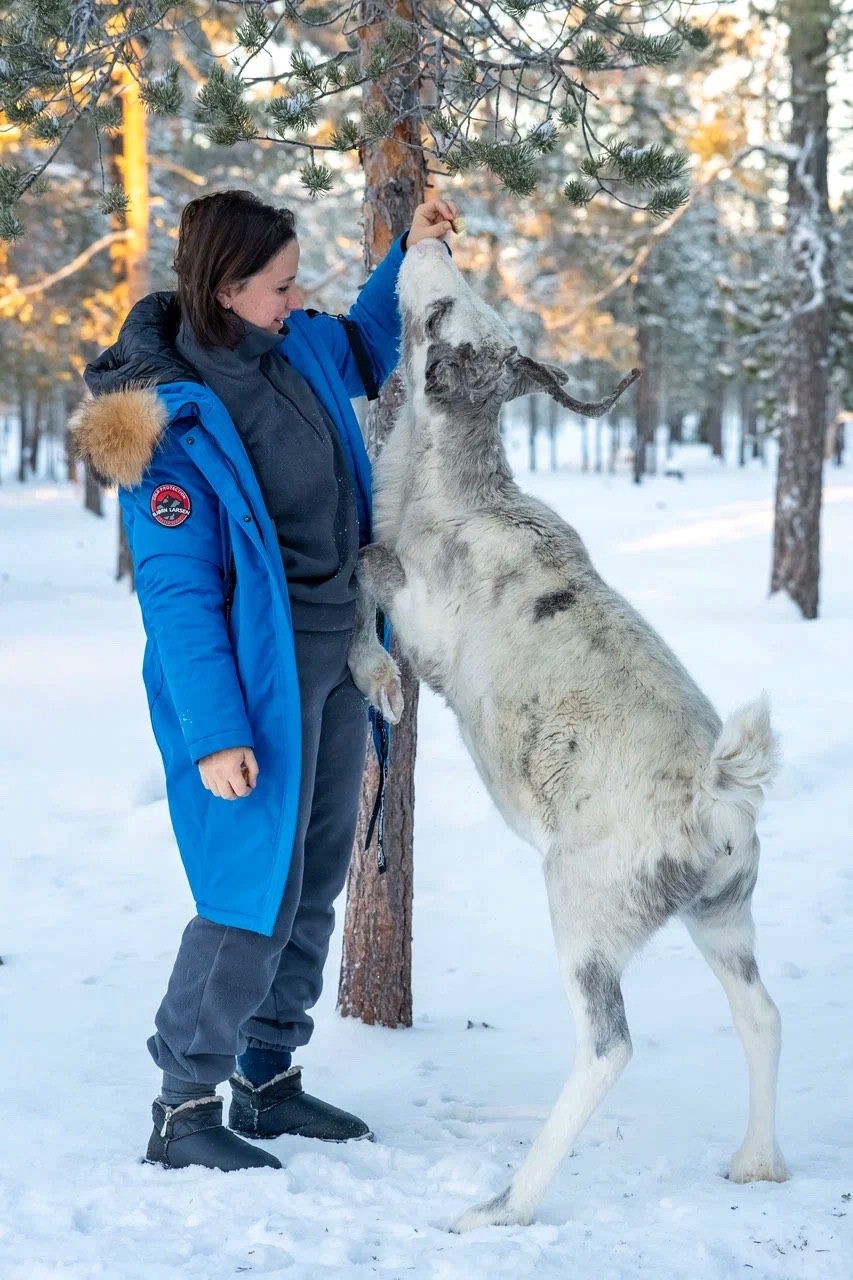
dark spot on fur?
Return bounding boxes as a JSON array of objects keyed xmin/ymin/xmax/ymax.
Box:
[
  {"xmin": 588, "ymin": 629, "xmax": 608, "ymax": 652},
  {"xmin": 533, "ymin": 588, "xmax": 576, "ymax": 622},
  {"xmin": 436, "ymin": 530, "xmax": 470, "ymax": 580},
  {"xmin": 689, "ymin": 864, "xmax": 758, "ymax": 920},
  {"xmin": 629, "ymin": 854, "xmax": 706, "ymax": 931},
  {"xmin": 568, "ymin": 739, "xmax": 578, "ymax": 751},
  {"xmin": 484, "ymin": 1186, "xmax": 511, "ymax": 1212},
  {"xmin": 575, "ymin": 794, "xmax": 590, "ymax": 811},
  {"xmin": 576, "ymin": 955, "xmax": 631, "ymax": 1058},
  {"xmin": 492, "ymin": 567, "xmax": 523, "ymax": 605},
  {"xmin": 359, "ymin": 544, "xmax": 406, "ymax": 596},
  {"xmin": 725, "ymin": 952, "xmax": 760, "ymax": 984}
]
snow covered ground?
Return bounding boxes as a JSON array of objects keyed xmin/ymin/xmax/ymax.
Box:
[{"xmin": 1, "ymin": 439, "xmax": 851, "ymax": 1279}]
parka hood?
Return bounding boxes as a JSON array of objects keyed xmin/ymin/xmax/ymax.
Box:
[{"xmin": 72, "ymin": 291, "xmax": 201, "ymax": 488}]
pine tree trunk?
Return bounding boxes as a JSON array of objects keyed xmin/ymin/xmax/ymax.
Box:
[
  {"xmin": 84, "ymin": 468, "xmax": 104, "ymax": 517},
  {"xmin": 771, "ymin": 0, "xmax": 832, "ymax": 619},
  {"xmin": 337, "ymin": 3, "xmax": 427, "ymax": 1028},
  {"xmin": 634, "ymin": 276, "xmax": 661, "ymax": 483},
  {"xmin": 739, "ymin": 383, "xmax": 757, "ymax": 466},
  {"xmin": 608, "ymin": 421, "xmax": 619, "ymax": 474},
  {"xmin": 17, "ymin": 391, "xmax": 28, "ymax": 482},
  {"xmin": 114, "ymin": 67, "xmax": 150, "ymax": 587},
  {"xmin": 29, "ymin": 390, "xmax": 43, "ymax": 475},
  {"xmin": 706, "ymin": 390, "xmax": 724, "ymax": 460},
  {"xmin": 528, "ymin": 395, "xmax": 539, "ymax": 471},
  {"xmin": 64, "ymin": 388, "xmax": 79, "ymax": 482},
  {"xmin": 832, "ymin": 418, "xmax": 845, "ymax": 466}
]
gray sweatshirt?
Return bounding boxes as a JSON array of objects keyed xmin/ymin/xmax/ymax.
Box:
[{"xmin": 177, "ymin": 318, "xmax": 359, "ymax": 632}]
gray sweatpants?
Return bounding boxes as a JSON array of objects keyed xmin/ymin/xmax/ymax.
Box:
[{"xmin": 148, "ymin": 628, "xmax": 368, "ymax": 1086}]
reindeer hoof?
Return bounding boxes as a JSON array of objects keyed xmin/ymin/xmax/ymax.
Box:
[
  {"xmin": 350, "ymin": 649, "xmax": 404, "ymax": 724},
  {"xmin": 728, "ymin": 1144, "xmax": 790, "ymax": 1184},
  {"xmin": 449, "ymin": 1189, "xmax": 532, "ymax": 1233},
  {"xmin": 378, "ymin": 679, "xmax": 404, "ymax": 724}
]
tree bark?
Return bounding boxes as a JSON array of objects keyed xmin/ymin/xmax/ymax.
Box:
[
  {"xmin": 17, "ymin": 391, "xmax": 28, "ymax": 483},
  {"xmin": 706, "ymin": 388, "xmax": 724, "ymax": 460},
  {"xmin": 84, "ymin": 467, "xmax": 104, "ymax": 517},
  {"xmin": 548, "ymin": 398, "xmax": 559, "ymax": 472},
  {"xmin": 114, "ymin": 67, "xmax": 150, "ymax": 586},
  {"xmin": 528, "ymin": 394, "xmax": 539, "ymax": 471},
  {"xmin": 771, "ymin": 0, "xmax": 833, "ymax": 619},
  {"xmin": 29, "ymin": 390, "xmax": 43, "ymax": 475},
  {"xmin": 739, "ymin": 382, "xmax": 757, "ymax": 467},
  {"xmin": 608, "ymin": 420, "xmax": 619, "ymax": 474},
  {"xmin": 338, "ymin": 2, "xmax": 426, "ymax": 1028},
  {"xmin": 633, "ymin": 274, "xmax": 662, "ymax": 483}
]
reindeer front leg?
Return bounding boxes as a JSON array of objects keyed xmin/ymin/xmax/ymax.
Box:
[{"xmin": 347, "ymin": 544, "xmax": 407, "ymax": 725}]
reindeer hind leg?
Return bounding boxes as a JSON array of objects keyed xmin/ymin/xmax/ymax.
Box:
[
  {"xmin": 452, "ymin": 860, "xmax": 636, "ymax": 1231},
  {"xmin": 683, "ymin": 871, "xmax": 789, "ymax": 1184}
]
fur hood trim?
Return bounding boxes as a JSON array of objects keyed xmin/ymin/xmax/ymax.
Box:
[{"xmin": 71, "ymin": 386, "xmax": 169, "ymax": 488}]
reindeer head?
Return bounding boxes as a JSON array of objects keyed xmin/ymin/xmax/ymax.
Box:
[{"xmin": 397, "ymin": 239, "xmax": 640, "ymax": 420}]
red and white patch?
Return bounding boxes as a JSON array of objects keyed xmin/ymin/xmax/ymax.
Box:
[{"xmin": 151, "ymin": 483, "xmax": 191, "ymax": 527}]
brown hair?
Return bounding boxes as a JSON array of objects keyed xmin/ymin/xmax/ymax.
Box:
[{"xmin": 173, "ymin": 189, "xmax": 297, "ymax": 348}]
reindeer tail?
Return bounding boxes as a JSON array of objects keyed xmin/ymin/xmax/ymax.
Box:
[{"xmin": 692, "ymin": 693, "xmax": 781, "ymax": 855}]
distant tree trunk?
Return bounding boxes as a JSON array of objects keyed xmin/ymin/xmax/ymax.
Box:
[
  {"xmin": 771, "ymin": 0, "xmax": 833, "ymax": 619},
  {"xmin": 608, "ymin": 420, "xmax": 619, "ymax": 474},
  {"xmin": 17, "ymin": 392, "xmax": 28, "ymax": 482},
  {"xmin": 580, "ymin": 419, "xmax": 589, "ymax": 473},
  {"xmin": 594, "ymin": 418, "xmax": 603, "ymax": 472},
  {"xmin": 669, "ymin": 413, "xmax": 684, "ymax": 445},
  {"xmin": 548, "ymin": 398, "xmax": 559, "ymax": 471},
  {"xmin": 831, "ymin": 417, "xmax": 846, "ymax": 466},
  {"xmin": 706, "ymin": 389, "xmax": 724, "ymax": 459},
  {"xmin": 338, "ymin": 2, "xmax": 426, "ymax": 1028},
  {"xmin": 528, "ymin": 394, "xmax": 539, "ymax": 471},
  {"xmin": 29, "ymin": 390, "xmax": 43, "ymax": 475},
  {"xmin": 114, "ymin": 66, "xmax": 150, "ymax": 587},
  {"xmin": 634, "ymin": 275, "xmax": 662, "ymax": 483},
  {"xmin": 739, "ymin": 382, "xmax": 757, "ymax": 466},
  {"xmin": 85, "ymin": 468, "xmax": 104, "ymax": 517},
  {"xmin": 63, "ymin": 388, "xmax": 79, "ymax": 482}
]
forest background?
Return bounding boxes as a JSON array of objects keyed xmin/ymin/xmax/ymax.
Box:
[{"xmin": 1, "ymin": 0, "xmax": 852, "ymax": 1026}]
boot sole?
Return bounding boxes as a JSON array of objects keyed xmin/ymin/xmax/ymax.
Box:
[{"xmin": 230, "ymin": 1126, "xmax": 375, "ymax": 1143}]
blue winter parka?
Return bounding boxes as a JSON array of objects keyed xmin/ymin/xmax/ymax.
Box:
[{"xmin": 82, "ymin": 236, "xmax": 406, "ymax": 936}]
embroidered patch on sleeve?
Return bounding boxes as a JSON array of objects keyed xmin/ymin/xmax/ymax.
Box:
[{"xmin": 151, "ymin": 483, "xmax": 192, "ymax": 527}]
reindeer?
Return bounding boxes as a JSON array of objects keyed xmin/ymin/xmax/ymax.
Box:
[{"xmin": 347, "ymin": 239, "xmax": 789, "ymax": 1233}]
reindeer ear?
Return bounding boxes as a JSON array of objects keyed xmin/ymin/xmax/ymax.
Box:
[{"xmin": 505, "ymin": 354, "xmax": 570, "ymax": 402}]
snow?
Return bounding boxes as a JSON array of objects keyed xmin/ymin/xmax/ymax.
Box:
[{"xmin": 1, "ymin": 439, "xmax": 852, "ymax": 1279}]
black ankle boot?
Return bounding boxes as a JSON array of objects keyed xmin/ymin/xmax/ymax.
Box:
[
  {"xmin": 146, "ymin": 1096, "xmax": 282, "ymax": 1170},
  {"xmin": 228, "ymin": 1068, "xmax": 373, "ymax": 1142}
]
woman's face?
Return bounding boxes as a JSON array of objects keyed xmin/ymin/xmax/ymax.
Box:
[{"xmin": 217, "ymin": 239, "xmax": 303, "ymax": 335}]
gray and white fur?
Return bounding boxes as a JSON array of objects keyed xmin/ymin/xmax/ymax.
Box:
[{"xmin": 347, "ymin": 239, "xmax": 789, "ymax": 1232}]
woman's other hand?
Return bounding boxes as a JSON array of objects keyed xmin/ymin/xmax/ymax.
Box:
[
  {"xmin": 406, "ymin": 197, "xmax": 460, "ymax": 249},
  {"xmin": 198, "ymin": 746, "xmax": 259, "ymax": 800}
]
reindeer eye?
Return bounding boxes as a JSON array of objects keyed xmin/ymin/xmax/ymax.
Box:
[{"xmin": 425, "ymin": 296, "xmax": 454, "ymax": 337}]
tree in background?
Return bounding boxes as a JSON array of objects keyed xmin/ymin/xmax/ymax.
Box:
[
  {"xmin": 19, "ymin": 1, "xmax": 843, "ymax": 1021},
  {"xmin": 770, "ymin": 0, "xmax": 834, "ymax": 619}
]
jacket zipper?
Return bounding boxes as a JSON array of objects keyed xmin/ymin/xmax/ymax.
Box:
[{"xmin": 181, "ymin": 411, "xmax": 254, "ymax": 626}]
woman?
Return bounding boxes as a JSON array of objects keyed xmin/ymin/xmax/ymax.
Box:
[{"xmin": 75, "ymin": 188, "xmax": 458, "ymax": 1171}]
